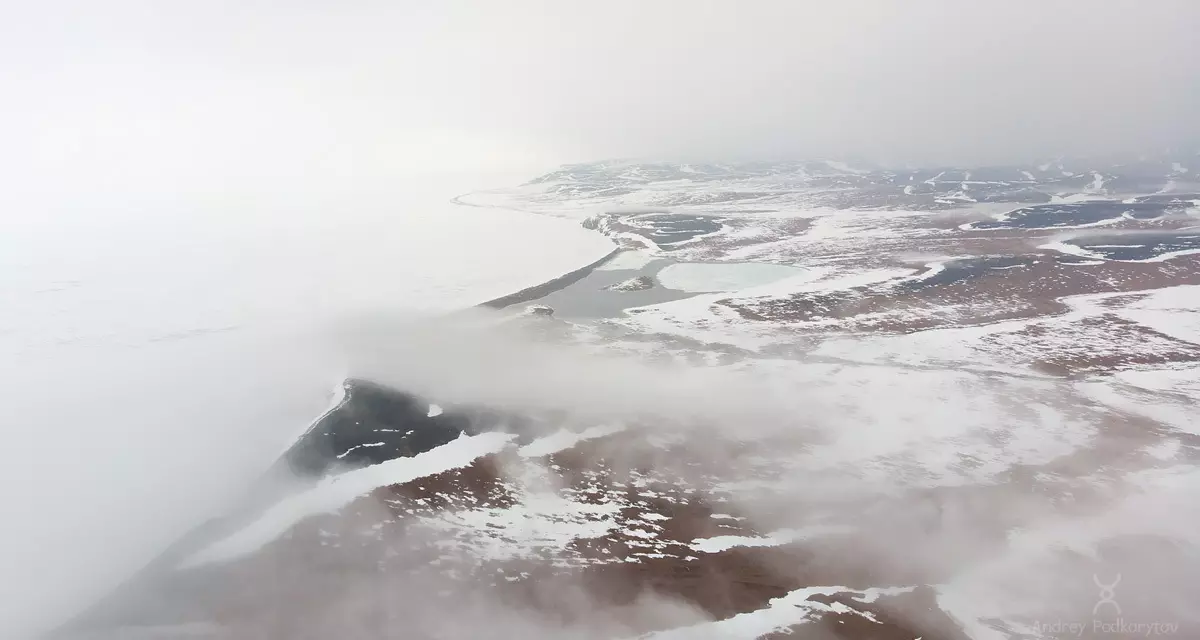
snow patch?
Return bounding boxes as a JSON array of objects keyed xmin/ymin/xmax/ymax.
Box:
[
  {"xmin": 1077, "ymin": 380, "xmax": 1197, "ymax": 436},
  {"xmin": 657, "ymin": 262, "xmax": 806, "ymax": 293},
  {"xmin": 639, "ymin": 585, "xmax": 915, "ymax": 639},
  {"xmin": 415, "ymin": 485, "xmax": 621, "ymax": 563},
  {"xmin": 1038, "ymin": 240, "xmax": 1105, "ymax": 261},
  {"xmin": 903, "ymin": 262, "xmax": 946, "ymax": 283},
  {"xmin": 690, "ymin": 525, "xmax": 854, "ymax": 553},
  {"xmin": 518, "ymin": 424, "xmax": 626, "ymax": 458},
  {"xmin": 1115, "ymin": 365, "xmax": 1200, "ymax": 396},
  {"xmin": 785, "ymin": 268, "xmax": 914, "ymax": 294},
  {"xmin": 335, "ymin": 442, "xmax": 387, "ymax": 459},
  {"xmin": 1109, "ymin": 284, "xmax": 1200, "ymax": 344},
  {"xmin": 182, "ymin": 432, "xmax": 515, "ymax": 567}
]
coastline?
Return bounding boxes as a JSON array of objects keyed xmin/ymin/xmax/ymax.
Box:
[
  {"xmin": 452, "ymin": 185, "xmax": 623, "ymax": 310},
  {"xmin": 477, "ymin": 246, "xmax": 621, "ymax": 309},
  {"xmin": 53, "ymin": 194, "xmax": 621, "ymax": 638}
]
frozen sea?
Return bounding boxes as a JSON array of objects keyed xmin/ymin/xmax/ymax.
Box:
[{"xmin": 0, "ymin": 172, "xmax": 613, "ymax": 637}]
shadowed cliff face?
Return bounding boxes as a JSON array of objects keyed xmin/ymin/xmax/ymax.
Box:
[{"xmin": 281, "ymin": 378, "xmax": 573, "ymax": 477}]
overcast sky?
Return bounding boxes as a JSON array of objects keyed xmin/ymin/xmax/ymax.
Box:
[{"xmin": 2, "ymin": 0, "xmax": 1198, "ymax": 199}]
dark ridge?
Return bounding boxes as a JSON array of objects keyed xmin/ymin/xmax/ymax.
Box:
[
  {"xmin": 479, "ymin": 246, "xmax": 620, "ymax": 309},
  {"xmin": 281, "ymin": 378, "xmax": 549, "ymax": 478},
  {"xmin": 281, "ymin": 378, "xmax": 475, "ymax": 478}
]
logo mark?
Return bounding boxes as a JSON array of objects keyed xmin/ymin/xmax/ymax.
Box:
[{"xmin": 1093, "ymin": 573, "xmax": 1122, "ymax": 616}]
